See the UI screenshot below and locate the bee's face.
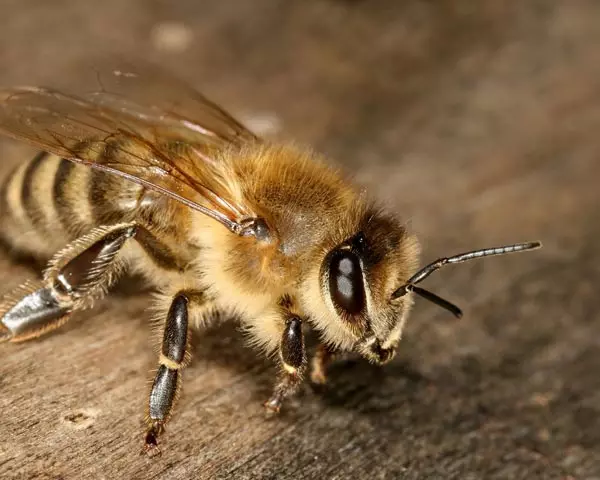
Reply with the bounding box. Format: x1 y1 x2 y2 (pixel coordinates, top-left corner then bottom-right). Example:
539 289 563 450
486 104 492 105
302 209 420 361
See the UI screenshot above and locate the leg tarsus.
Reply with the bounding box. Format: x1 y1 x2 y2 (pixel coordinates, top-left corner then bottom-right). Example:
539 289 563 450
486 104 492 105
264 370 303 414
0 280 73 342
142 421 164 457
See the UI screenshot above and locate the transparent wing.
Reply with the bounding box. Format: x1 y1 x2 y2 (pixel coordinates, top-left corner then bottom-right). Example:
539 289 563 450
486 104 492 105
0 69 260 234
83 60 258 147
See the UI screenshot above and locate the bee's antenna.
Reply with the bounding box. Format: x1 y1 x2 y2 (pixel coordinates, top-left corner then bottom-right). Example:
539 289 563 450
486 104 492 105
392 241 542 317
407 285 463 318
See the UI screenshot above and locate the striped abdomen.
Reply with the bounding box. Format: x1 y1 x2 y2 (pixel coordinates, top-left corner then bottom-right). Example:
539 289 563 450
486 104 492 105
0 152 85 258
0 151 192 267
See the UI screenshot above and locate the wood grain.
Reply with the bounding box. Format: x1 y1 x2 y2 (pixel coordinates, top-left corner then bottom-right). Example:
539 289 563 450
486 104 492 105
1 1 599 478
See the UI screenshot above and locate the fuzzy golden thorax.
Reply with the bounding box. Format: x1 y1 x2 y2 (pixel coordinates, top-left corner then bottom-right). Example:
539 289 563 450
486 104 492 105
190 143 420 356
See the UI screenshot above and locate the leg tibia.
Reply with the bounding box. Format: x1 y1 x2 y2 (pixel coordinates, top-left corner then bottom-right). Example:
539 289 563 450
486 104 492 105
45 223 136 304
281 317 304 372
160 294 189 365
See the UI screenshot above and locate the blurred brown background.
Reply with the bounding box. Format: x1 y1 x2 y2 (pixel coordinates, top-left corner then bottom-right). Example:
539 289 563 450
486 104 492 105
1 1 599 478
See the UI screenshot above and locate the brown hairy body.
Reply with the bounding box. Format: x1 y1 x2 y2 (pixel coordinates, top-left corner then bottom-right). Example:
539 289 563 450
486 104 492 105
0 64 540 454
0 142 418 354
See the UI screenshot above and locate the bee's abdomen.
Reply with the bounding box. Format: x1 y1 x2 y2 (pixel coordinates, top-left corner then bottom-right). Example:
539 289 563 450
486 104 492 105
0 149 186 268
0 153 96 258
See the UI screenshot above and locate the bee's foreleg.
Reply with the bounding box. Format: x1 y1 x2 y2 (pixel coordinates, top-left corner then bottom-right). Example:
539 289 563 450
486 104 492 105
144 292 192 457
264 316 306 413
0 223 136 342
310 343 337 385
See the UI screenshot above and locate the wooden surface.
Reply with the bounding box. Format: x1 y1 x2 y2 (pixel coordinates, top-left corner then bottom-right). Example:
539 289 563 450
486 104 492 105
1 1 600 478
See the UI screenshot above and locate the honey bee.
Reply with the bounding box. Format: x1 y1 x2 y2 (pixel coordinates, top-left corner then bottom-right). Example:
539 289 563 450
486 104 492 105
0 63 541 455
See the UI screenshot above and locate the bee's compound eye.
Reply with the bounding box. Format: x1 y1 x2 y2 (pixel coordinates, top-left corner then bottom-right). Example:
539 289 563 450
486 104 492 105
328 250 365 316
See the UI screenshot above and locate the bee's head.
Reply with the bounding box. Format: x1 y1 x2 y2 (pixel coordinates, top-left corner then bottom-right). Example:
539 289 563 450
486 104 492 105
301 208 420 364
302 206 541 364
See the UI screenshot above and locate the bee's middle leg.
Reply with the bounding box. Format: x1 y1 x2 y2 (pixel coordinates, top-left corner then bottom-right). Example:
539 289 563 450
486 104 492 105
144 291 201 456
264 316 307 413
0 223 136 342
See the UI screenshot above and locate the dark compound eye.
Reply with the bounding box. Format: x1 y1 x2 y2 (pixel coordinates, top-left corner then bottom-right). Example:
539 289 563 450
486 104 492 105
328 250 366 316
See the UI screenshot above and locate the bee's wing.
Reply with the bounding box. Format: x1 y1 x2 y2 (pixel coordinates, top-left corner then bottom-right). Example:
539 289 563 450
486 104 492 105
83 60 258 147
0 76 259 234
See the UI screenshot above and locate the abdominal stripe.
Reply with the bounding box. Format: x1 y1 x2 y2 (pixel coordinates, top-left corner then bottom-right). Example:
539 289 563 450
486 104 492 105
21 151 50 232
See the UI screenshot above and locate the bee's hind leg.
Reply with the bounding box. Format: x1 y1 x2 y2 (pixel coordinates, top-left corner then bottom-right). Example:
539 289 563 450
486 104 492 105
0 223 136 342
